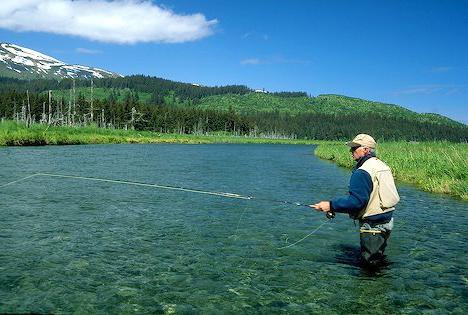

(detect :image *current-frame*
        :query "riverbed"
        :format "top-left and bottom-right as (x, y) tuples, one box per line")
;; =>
(1, 144), (466, 313)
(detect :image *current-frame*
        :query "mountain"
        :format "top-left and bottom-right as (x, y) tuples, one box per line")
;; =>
(0, 75), (466, 141)
(0, 44), (465, 141)
(0, 43), (121, 80)
(194, 92), (466, 127)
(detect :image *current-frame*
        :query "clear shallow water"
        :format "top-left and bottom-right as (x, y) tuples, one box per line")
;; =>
(0, 144), (466, 314)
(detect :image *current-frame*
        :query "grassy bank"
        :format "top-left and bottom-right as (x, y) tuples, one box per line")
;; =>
(0, 121), (319, 146)
(314, 141), (468, 200)
(2, 121), (466, 200)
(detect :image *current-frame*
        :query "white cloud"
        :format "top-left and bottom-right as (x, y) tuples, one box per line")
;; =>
(76, 47), (102, 54)
(242, 31), (269, 41)
(0, 0), (217, 44)
(430, 66), (452, 73)
(393, 84), (465, 96)
(240, 58), (261, 65)
(240, 56), (310, 66)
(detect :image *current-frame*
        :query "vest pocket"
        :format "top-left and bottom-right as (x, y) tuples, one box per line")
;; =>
(377, 169), (400, 208)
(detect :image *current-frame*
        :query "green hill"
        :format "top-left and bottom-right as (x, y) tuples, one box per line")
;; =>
(0, 75), (466, 141)
(194, 93), (464, 127)
(43, 87), (153, 104)
(42, 86), (464, 128)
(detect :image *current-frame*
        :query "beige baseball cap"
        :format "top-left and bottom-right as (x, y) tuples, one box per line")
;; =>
(346, 133), (376, 149)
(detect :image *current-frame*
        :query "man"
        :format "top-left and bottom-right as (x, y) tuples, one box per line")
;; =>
(312, 134), (399, 267)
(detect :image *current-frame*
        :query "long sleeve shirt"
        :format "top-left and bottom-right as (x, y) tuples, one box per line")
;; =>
(330, 154), (373, 218)
(330, 153), (394, 223)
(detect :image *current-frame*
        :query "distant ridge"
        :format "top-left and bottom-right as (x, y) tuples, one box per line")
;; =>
(0, 43), (121, 80)
(0, 44), (465, 132)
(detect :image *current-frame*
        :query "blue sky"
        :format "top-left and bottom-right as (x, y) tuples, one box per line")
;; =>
(1, 0), (467, 123)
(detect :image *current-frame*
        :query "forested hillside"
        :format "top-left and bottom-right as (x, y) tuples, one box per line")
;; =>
(0, 75), (466, 142)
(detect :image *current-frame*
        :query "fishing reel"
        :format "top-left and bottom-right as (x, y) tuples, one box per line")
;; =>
(326, 211), (336, 220)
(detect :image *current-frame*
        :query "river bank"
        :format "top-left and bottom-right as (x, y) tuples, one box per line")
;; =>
(1, 121), (466, 200)
(0, 121), (318, 146)
(314, 141), (468, 201)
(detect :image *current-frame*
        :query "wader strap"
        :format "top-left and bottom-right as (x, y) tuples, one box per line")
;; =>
(360, 229), (382, 235)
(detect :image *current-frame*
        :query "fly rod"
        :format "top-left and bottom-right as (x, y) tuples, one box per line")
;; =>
(1, 172), (335, 219)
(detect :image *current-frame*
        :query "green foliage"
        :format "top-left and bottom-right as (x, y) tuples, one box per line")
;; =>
(195, 93), (313, 114)
(314, 141), (468, 200)
(0, 75), (251, 101)
(0, 76), (466, 142)
(196, 93), (465, 127)
(45, 87), (153, 104)
(0, 121), (317, 146)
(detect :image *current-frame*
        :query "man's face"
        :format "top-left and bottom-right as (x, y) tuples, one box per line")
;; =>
(350, 146), (369, 161)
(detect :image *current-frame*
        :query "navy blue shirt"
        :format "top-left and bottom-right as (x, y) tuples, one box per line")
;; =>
(330, 154), (374, 217)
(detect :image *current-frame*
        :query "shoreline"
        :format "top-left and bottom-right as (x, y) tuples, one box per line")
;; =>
(0, 121), (320, 146)
(1, 121), (466, 201)
(314, 142), (468, 201)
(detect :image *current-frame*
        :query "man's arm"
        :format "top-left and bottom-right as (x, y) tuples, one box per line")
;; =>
(329, 169), (373, 217)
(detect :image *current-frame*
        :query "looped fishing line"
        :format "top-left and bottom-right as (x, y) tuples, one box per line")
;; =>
(0, 174), (40, 188)
(1, 172), (331, 249)
(277, 220), (329, 249)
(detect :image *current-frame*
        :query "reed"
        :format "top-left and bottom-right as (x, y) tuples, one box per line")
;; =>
(4, 121), (464, 200)
(0, 121), (320, 146)
(314, 141), (468, 200)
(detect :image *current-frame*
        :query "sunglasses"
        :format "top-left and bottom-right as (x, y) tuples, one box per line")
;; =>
(350, 146), (361, 152)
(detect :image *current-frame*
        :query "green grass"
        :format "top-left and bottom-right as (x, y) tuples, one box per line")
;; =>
(2, 121), (466, 200)
(0, 121), (319, 146)
(314, 141), (468, 200)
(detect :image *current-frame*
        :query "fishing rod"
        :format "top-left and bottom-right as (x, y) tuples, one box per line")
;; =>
(1, 172), (335, 219)
(244, 195), (336, 219)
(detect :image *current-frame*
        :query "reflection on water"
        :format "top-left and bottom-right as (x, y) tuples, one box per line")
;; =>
(0, 144), (467, 313)
(334, 244), (393, 278)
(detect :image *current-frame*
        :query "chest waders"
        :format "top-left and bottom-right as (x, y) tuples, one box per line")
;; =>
(359, 219), (394, 266)
(356, 157), (399, 266)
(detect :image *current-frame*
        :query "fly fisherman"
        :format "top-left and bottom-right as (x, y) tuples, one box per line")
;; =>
(311, 134), (400, 267)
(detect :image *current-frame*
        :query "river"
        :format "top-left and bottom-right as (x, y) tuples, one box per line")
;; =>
(1, 144), (466, 313)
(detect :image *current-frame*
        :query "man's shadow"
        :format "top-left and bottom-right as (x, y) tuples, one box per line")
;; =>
(334, 244), (392, 277)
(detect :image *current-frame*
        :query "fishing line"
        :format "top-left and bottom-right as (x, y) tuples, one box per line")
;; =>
(0, 173), (40, 188)
(277, 220), (330, 250)
(35, 173), (253, 200)
(1, 172), (333, 248)
(227, 204), (249, 242)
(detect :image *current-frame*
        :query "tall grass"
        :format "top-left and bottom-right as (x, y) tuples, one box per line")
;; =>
(0, 121), (319, 146)
(3, 121), (465, 200)
(314, 141), (468, 200)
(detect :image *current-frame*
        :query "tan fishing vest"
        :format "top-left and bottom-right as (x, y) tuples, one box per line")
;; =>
(356, 157), (400, 219)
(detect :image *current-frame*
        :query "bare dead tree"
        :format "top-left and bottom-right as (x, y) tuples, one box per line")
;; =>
(21, 100), (26, 123)
(41, 101), (46, 124)
(90, 79), (94, 123)
(72, 79), (76, 126)
(26, 90), (31, 127)
(48, 90), (52, 125)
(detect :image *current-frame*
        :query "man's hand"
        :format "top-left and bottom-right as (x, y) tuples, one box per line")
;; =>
(310, 201), (331, 212)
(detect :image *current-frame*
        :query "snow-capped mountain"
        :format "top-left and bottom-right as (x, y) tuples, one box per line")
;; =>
(0, 43), (122, 79)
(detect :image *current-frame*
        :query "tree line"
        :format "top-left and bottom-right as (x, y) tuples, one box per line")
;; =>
(0, 75), (252, 103)
(0, 88), (466, 142)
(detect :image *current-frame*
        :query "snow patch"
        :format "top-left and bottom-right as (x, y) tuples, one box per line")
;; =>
(1, 43), (118, 79)
(6, 44), (62, 63)
(36, 62), (52, 70)
(11, 55), (35, 67)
